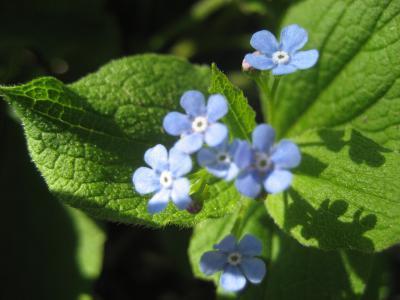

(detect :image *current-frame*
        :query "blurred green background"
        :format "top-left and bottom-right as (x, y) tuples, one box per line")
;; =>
(1, 0), (399, 299)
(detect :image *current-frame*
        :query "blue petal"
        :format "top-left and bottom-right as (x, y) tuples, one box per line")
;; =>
(175, 133), (204, 154)
(144, 144), (168, 171)
(207, 94), (228, 122)
(237, 234), (262, 256)
(214, 234), (237, 252)
(235, 170), (262, 198)
(163, 112), (191, 136)
(169, 147), (192, 177)
(171, 178), (191, 210)
(280, 24), (308, 53)
(197, 148), (217, 167)
(200, 251), (227, 276)
(180, 90), (206, 117)
(220, 265), (247, 292)
(252, 124), (275, 153)
(250, 30), (279, 55)
(233, 140), (253, 169)
(291, 50), (319, 69)
(272, 64), (298, 75)
(270, 140), (301, 169)
(244, 53), (274, 71)
(241, 257), (266, 284)
(205, 123), (228, 147)
(132, 167), (160, 195)
(264, 170), (292, 194)
(147, 188), (170, 214)
(224, 163), (239, 181)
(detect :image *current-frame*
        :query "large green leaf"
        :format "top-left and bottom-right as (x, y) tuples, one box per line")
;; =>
(0, 54), (256, 227)
(274, 0), (400, 151)
(262, 0), (400, 252)
(189, 203), (376, 300)
(266, 127), (400, 252)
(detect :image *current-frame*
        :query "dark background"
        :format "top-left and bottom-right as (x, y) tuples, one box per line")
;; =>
(1, 0), (399, 299)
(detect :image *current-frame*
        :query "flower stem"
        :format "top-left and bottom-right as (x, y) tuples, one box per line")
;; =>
(254, 73), (281, 125)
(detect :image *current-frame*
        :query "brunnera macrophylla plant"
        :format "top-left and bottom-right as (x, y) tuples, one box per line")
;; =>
(1, 0), (400, 298)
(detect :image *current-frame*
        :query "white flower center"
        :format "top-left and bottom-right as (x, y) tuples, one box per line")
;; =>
(255, 152), (271, 172)
(192, 116), (208, 133)
(272, 51), (290, 64)
(217, 152), (231, 164)
(227, 252), (242, 266)
(159, 171), (173, 188)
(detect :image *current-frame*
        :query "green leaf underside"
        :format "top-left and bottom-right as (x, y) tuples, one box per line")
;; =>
(189, 203), (376, 300)
(274, 0), (400, 151)
(0, 54), (256, 227)
(266, 127), (400, 252)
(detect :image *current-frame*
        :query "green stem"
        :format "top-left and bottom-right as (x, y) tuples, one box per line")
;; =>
(271, 76), (281, 106)
(254, 73), (273, 124)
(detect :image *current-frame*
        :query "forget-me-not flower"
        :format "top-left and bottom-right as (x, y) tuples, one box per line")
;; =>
(200, 234), (266, 292)
(244, 24), (319, 75)
(234, 124), (301, 198)
(163, 90), (228, 154)
(197, 137), (241, 181)
(132, 144), (192, 214)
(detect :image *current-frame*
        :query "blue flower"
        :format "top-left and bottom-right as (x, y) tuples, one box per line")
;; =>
(200, 234), (266, 292)
(244, 24), (319, 75)
(197, 138), (241, 181)
(234, 124), (301, 198)
(132, 144), (192, 214)
(163, 90), (228, 154)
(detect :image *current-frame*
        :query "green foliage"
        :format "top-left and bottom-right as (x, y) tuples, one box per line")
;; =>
(0, 55), (257, 227)
(189, 203), (377, 300)
(273, 0), (400, 152)
(266, 127), (400, 252)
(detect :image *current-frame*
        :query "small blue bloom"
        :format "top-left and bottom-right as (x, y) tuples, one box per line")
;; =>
(132, 144), (192, 214)
(200, 234), (266, 292)
(197, 138), (242, 181)
(163, 91), (229, 154)
(244, 24), (319, 75)
(234, 124), (301, 198)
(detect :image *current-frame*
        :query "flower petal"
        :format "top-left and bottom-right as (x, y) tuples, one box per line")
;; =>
(264, 169), (292, 194)
(175, 133), (204, 154)
(233, 140), (253, 169)
(200, 251), (227, 276)
(205, 123), (228, 147)
(163, 112), (191, 136)
(171, 178), (191, 210)
(180, 90), (206, 117)
(220, 265), (247, 292)
(224, 163), (239, 181)
(169, 147), (192, 177)
(235, 170), (262, 198)
(244, 53), (274, 71)
(241, 257), (266, 284)
(147, 188), (170, 214)
(132, 167), (160, 194)
(197, 148), (217, 167)
(252, 124), (275, 152)
(214, 234), (237, 252)
(280, 24), (308, 53)
(270, 140), (301, 169)
(250, 30), (279, 55)
(144, 144), (168, 171)
(206, 94), (228, 122)
(272, 64), (298, 75)
(291, 49), (319, 69)
(237, 234), (262, 256)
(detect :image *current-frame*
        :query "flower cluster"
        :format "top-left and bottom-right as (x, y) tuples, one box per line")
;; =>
(132, 23), (317, 293)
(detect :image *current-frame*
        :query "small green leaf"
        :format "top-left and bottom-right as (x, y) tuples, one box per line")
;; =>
(209, 64), (256, 140)
(274, 0), (400, 151)
(0, 54), (256, 226)
(189, 203), (376, 300)
(266, 127), (400, 252)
